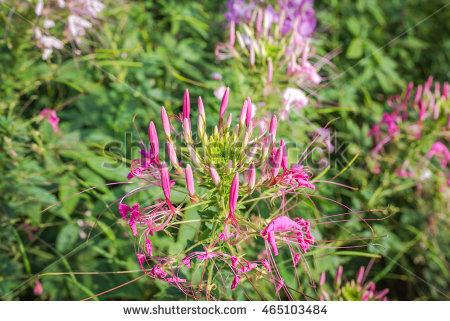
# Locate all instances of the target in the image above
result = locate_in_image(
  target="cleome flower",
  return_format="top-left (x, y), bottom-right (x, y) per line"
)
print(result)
top-left (118, 88), bottom-right (378, 300)
top-left (368, 77), bottom-right (449, 193)
top-left (215, 0), bottom-right (333, 119)
top-left (318, 263), bottom-right (389, 301)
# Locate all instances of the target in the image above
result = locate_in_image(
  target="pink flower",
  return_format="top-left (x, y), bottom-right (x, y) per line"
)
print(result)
top-left (34, 280), bottom-right (43, 296)
top-left (39, 109), bottom-right (60, 132)
top-left (214, 86), bottom-right (226, 100)
top-left (167, 277), bottom-right (186, 283)
top-left (152, 265), bottom-right (168, 278)
top-left (426, 142), bottom-right (450, 168)
top-left (182, 256), bottom-right (191, 268)
top-left (209, 167), bottom-right (221, 187)
top-left (248, 163), bottom-right (256, 190)
top-left (237, 262), bottom-right (257, 274)
top-left (145, 237), bottom-right (153, 256)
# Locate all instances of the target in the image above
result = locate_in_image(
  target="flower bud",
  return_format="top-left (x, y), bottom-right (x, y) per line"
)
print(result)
top-left (229, 172), bottom-right (239, 216)
top-left (269, 114), bottom-right (277, 141)
top-left (319, 272), bottom-right (326, 286)
top-left (245, 146), bottom-right (258, 164)
top-left (220, 87), bottom-right (230, 120)
top-left (183, 88), bottom-right (190, 120)
top-left (188, 146), bottom-right (202, 168)
top-left (198, 114), bottom-right (205, 139)
top-left (356, 266), bottom-right (365, 284)
top-left (198, 96), bottom-right (205, 120)
top-left (272, 147), bottom-right (283, 177)
top-left (250, 46), bottom-right (255, 67)
top-left (239, 100), bottom-right (248, 128)
top-left (160, 162), bottom-right (171, 200)
top-left (161, 106), bottom-right (171, 139)
top-left (248, 163), bottom-right (256, 190)
top-left (183, 118), bottom-right (192, 144)
top-left (209, 167), bottom-right (221, 187)
top-left (148, 121), bottom-right (159, 159)
top-left (335, 265), bottom-right (343, 287)
top-left (246, 97), bottom-right (253, 126)
top-left (185, 164), bottom-right (195, 200)
top-left (280, 139), bottom-right (288, 171)
top-left (166, 142), bottom-right (181, 173)
top-left (229, 21), bottom-right (235, 47)
top-left (225, 160), bottom-right (233, 175)
top-left (225, 113), bottom-right (232, 130)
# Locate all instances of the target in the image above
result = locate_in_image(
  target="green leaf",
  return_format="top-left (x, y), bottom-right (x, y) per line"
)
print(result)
top-left (346, 38), bottom-right (364, 59)
top-left (56, 223), bottom-right (79, 253)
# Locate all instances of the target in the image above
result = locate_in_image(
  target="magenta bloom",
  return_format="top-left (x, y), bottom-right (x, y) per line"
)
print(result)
top-left (229, 172), bottom-right (239, 216)
top-left (39, 109), bottom-right (60, 132)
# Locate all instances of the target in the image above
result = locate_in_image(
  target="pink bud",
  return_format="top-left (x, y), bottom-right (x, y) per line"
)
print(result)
top-left (321, 289), bottom-right (330, 300)
top-left (239, 100), bottom-right (248, 126)
top-left (160, 162), bottom-right (171, 200)
top-left (443, 82), bottom-right (448, 99)
top-left (161, 106), bottom-right (171, 138)
top-left (356, 266), bottom-right (365, 284)
top-left (229, 21), bottom-right (235, 47)
top-left (225, 113), bottom-right (232, 128)
top-left (210, 167), bottom-right (220, 187)
top-left (34, 280), bottom-right (43, 296)
top-left (148, 121), bottom-right (159, 159)
top-left (267, 57), bottom-right (273, 84)
top-left (269, 115), bottom-right (277, 140)
top-left (198, 96), bottom-right (205, 119)
top-left (319, 272), bottom-right (326, 286)
top-left (229, 172), bottom-right (239, 216)
top-left (424, 76), bottom-right (433, 92)
top-left (294, 253), bottom-right (301, 265)
top-left (183, 89), bottom-right (190, 120)
top-left (280, 139), bottom-right (288, 171)
top-left (246, 97), bottom-right (253, 126)
top-left (414, 85), bottom-right (423, 104)
top-left (145, 237), bottom-right (153, 256)
top-left (250, 46), bottom-right (255, 66)
top-left (248, 163), bottom-right (256, 190)
top-left (272, 147), bottom-right (283, 177)
top-left (183, 118), bottom-right (192, 143)
top-left (335, 265), bottom-right (343, 286)
top-left (166, 142), bottom-right (179, 171)
top-left (185, 164), bottom-right (195, 199)
top-left (220, 87), bottom-right (230, 119)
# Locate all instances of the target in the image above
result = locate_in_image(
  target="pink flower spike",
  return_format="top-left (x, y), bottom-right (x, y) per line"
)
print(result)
top-left (209, 167), bottom-right (221, 187)
top-left (220, 87), bottom-right (230, 119)
top-left (185, 164), bottom-right (195, 200)
top-left (231, 275), bottom-right (242, 290)
top-left (246, 97), bottom-right (253, 126)
top-left (148, 121), bottom-right (159, 159)
top-left (275, 279), bottom-right (284, 293)
top-left (356, 266), bottom-right (365, 284)
top-left (183, 89), bottom-right (190, 120)
top-left (248, 163), bottom-right (256, 190)
top-left (267, 57), bottom-right (273, 84)
top-left (229, 172), bottom-right (239, 216)
top-left (34, 281), bottom-right (43, 296)
top-left (182, 256), bottom-right (191, 268)
top-left (160, 163), bottom-right (171, 200)
top-left (145, 237), bottom-right (153, 256)
top-left (161, 106), bottom-right (171, 139)
top-left (319, 272), bottom-right (326, 286)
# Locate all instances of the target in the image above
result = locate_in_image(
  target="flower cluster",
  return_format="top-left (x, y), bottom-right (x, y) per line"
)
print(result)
top-left (318, 265), bottom-right (389, 301)
top-left (4, 0), bottom-right (104, 59)
top-left (215, 0), bottom-right (329, 119)
top-left (118, 89), bottom-right (376, 300)
top-left (368, 77), bottom-right (449, 193)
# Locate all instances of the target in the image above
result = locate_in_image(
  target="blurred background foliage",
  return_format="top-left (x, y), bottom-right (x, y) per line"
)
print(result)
top-left (0, 0), bottom-right (448, 300)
